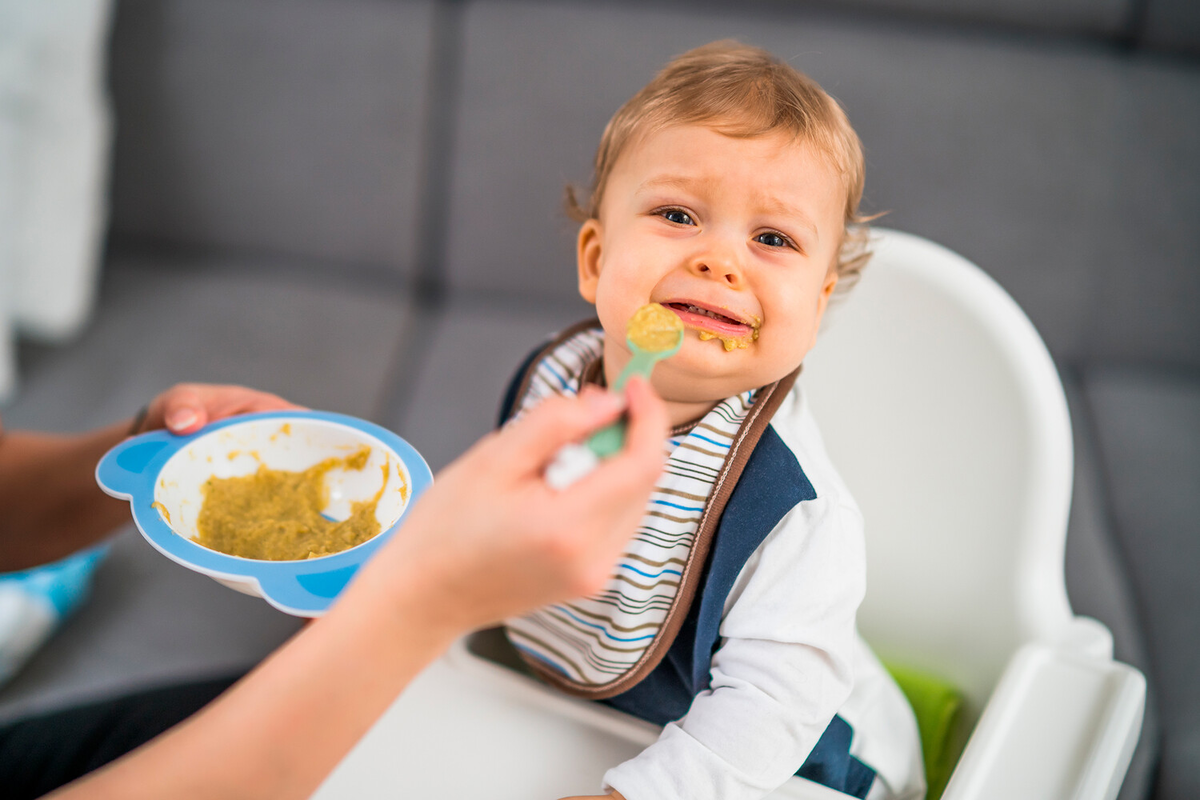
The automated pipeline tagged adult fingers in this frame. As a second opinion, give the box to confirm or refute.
[560,376,667,582]
[155,385,208,434]
[213,387,304,416]
[615,375,669,470]
[148,384,304,436]
[489,388,626,475]
[576,375,667,498]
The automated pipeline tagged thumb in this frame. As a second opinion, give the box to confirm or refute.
[495,388,626,473]
[161,388,208,434]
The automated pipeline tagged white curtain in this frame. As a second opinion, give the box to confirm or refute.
[0,0,114,401]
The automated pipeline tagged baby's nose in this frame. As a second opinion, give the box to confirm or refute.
[691,250,744,286]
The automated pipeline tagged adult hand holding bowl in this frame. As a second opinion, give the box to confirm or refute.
[96,411,432,616]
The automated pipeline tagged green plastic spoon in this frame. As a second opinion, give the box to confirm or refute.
[587,304,684,457]
[546,303,683,487]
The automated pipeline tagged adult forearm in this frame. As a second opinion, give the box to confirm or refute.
[51,544,454,800]
[0,422,134,571]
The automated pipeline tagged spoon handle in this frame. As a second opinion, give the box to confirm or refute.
[591,345,664,457]
[612,347,661,391]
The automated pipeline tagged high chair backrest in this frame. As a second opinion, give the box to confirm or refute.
[801,229,1075,718]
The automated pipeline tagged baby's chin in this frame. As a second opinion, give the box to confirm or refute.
[667,343,796,386]
[651,360,791,407]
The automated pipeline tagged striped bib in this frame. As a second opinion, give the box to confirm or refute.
[503,322,794,698]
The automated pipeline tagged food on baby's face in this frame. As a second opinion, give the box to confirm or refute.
[626,302,684,352]
[660,302,762,352]
[195,446,389,561]
[698,325,760,351]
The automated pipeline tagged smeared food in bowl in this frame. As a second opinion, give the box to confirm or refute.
[196,445,401,561]
[151,417,410,564]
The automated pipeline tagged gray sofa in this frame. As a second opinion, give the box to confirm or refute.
[1,0,1196,797]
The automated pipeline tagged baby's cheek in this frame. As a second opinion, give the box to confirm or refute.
[762,331,811,376]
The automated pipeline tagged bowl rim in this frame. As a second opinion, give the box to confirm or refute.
[96,410,433,616]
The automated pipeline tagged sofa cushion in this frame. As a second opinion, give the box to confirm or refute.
[1083,366,1200,798]
[823,0,1132,37]
[1088,60,1200,369]
[1062,373,1158,800]
[1140,0,1200,54]
[1,254,415,427]
[385,294,592,473]
[0,253,415,722]
[107,0,436,277]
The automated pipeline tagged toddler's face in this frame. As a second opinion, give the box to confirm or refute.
[578,123,844,410]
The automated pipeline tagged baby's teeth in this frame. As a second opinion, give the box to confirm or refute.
[677,302,746,325]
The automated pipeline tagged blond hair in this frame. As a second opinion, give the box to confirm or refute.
[568,40,872,291]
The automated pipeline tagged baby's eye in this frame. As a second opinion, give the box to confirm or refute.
[659,208,695,226]
[755,231,790,248]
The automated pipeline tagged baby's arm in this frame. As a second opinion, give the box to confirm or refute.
[602,495,865,800]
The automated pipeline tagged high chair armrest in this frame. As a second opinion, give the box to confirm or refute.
[940,641,1145,800]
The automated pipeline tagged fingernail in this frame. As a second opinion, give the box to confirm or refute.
[167,408,198,430]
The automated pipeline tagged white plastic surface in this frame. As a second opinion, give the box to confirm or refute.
[942,643,1145,800]
[803,228,1076,715]
[313,653,648,800]
[314,639,847,800]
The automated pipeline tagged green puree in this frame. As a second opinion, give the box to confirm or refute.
[196,446,385,561]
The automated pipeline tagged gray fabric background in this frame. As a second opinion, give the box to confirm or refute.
[107,0,436,276]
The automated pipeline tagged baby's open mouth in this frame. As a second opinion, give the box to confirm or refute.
[663,302,760,351]
[665,302,751,333]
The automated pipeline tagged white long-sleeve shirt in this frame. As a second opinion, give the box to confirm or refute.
[603,385,925,800]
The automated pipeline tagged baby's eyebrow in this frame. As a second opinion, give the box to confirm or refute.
[754,196,819,242]
[637,174,709,194]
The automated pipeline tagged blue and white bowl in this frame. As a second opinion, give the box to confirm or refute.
[96,411,432,617]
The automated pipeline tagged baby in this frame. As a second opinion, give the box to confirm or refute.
[500,42,924,800]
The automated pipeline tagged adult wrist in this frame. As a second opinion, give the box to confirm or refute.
[340,540,464,653]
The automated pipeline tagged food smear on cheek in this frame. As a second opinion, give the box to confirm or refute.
[195,446,388,561]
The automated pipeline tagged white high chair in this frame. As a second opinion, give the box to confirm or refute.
[313,229,1145,800]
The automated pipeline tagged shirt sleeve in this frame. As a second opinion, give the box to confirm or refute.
[602,493,865,800]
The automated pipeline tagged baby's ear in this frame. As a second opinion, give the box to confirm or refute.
[576,219,603,303]
[821,266,839,303]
